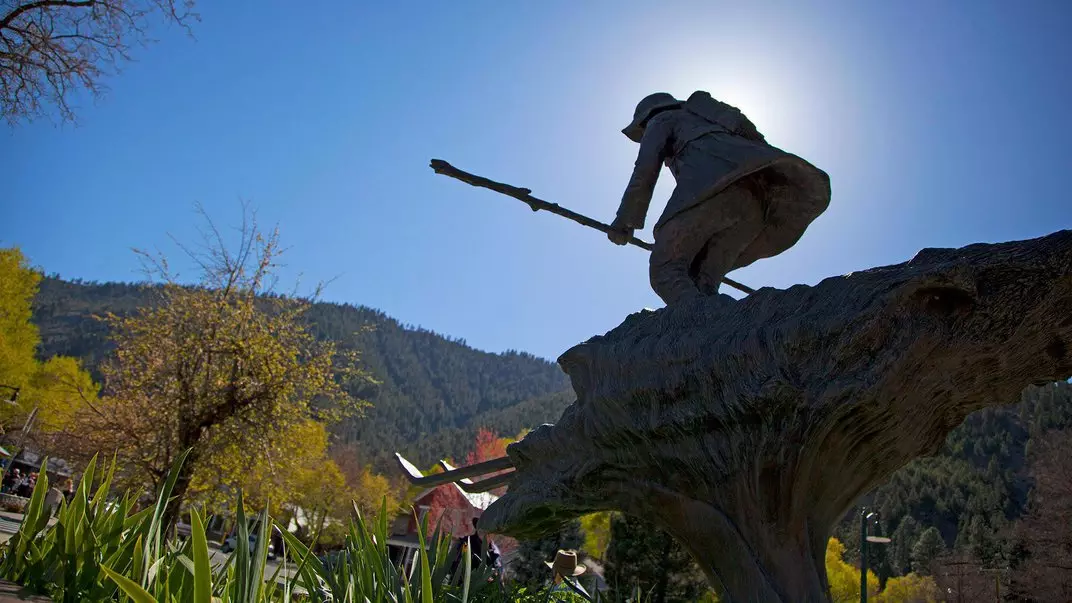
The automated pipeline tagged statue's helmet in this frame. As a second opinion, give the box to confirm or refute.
[622,92,682,142]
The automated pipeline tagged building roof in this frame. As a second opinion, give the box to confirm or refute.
[396,453,500,511]
[411,481,497,511]
[435,460,500,510]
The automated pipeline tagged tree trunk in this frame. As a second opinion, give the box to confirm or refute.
[653,534,672,603]
[643,487,829,602]
[160,448,199,537]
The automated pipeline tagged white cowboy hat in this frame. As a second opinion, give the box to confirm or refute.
[544,549,586,577]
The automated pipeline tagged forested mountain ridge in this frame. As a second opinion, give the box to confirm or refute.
[31,277,573,469]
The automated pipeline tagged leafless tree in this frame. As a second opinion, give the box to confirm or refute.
[931,554,1003,603]
[1009,429,1072,601]
[1,0,198,125]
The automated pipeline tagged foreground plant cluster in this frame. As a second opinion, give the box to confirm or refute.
[0,454,588,603]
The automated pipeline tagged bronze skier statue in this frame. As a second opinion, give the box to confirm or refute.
[609,91,832,305]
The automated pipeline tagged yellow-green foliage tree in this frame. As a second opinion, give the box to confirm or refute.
[873,572,942,602]
[329,442,399,520]
[826,537,879,602]
[191,418,373,548]
[189,419,348,519]
[580,512,613,561]
[0,248,97,437]
[348,466,396,520]
[826,537,941,603]
[60,207,369,529]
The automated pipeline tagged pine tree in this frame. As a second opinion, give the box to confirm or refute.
[604,513,709,603]
[911,527,945,575]
[887,516,920,576]
[509,519,585,587]
[958,514,1002,564]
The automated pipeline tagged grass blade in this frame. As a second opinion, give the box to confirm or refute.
[462,535,472,603]
[233,491,250,602]
[248,508,270,602]
[190,508,212,603]
[415,512,433,603]
[144,448,191,586]
[100,564,156,603]
[277,525,326,599]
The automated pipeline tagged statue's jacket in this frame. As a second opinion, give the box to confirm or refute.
[615,98,832,263]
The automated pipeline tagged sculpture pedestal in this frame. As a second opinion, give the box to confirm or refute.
[480,230,1072,602]
[605,479,829,600]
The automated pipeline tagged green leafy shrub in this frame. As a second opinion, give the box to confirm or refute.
[0,452,602,602]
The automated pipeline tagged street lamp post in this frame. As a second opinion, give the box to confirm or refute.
[0,385,35,450]
[0,385,27,477]
[13,406,39,455]
[860,508,891,603]
[0,385,19,404]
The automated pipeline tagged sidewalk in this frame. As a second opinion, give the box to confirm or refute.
[0,582,49,602]
[0,512,58,545]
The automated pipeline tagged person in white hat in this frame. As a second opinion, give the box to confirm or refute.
[545,549,586,581]
[609,91,831,305]
[545,549,590,598]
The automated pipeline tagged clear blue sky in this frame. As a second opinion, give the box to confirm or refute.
[3,1,1071,360]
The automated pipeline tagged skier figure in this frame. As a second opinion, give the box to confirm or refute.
[609,91,831,305]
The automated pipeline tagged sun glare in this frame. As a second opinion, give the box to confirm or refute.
[663,68,797,143]
[642,46,815,148]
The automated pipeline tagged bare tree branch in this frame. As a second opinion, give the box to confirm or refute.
[1,0,200,125]
[0,1,94,31]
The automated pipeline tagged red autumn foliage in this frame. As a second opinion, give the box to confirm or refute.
[465,427,509,465]
[409,484,478,538]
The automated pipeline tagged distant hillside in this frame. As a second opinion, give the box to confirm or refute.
[31,277,573,470]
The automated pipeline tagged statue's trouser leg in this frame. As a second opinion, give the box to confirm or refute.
[650,181,766,304]
[693,186,766,296]
[650,218,711,305]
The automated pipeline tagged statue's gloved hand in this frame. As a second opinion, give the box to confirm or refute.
[608,222,634,246]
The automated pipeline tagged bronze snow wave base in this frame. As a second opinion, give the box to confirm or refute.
[400,230,1072,602]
